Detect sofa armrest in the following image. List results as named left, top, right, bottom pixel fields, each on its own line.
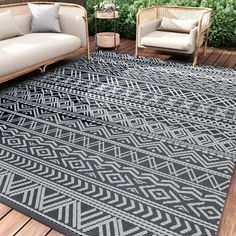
left=137, top=19, right=161, bottom=47
left=59, top=15, right=88, bottom=48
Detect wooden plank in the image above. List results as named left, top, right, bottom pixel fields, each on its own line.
left=200, top=48, right=215, bottom=63
left=89, top=36, right=96, bottom=52
left=214, top=50, right=232, bottom=67
left=120, top=47, right=135, bottom=55
left=120, top=39, right=135, bottom=55
left=140, top=48, right=155, bottom=55
left=203, top=49, right=224, bottom=65
left=200, top=48, right=214, bottom=64
left=46, top=229, right=65, bottom=236
left=0, top=204, right=11, bottom=219
left=154, top=52, right=172, bottom=61
left=217, top=164, right=236, bottom=236
left=0, top=210, right=30, bottom=236
left=124, top=47, right=135, bottom=56
left=224, top=52, right=236, bottom=68
left=15, top=219, right=51, bottom=236
left=119, top=40, right=135, bottom=54
left=143, top=48, right=159, bottom=58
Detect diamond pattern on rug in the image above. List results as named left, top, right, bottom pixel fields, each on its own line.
left=0, top=52, right=236, bottom=236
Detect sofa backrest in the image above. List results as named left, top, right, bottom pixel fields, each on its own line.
left=0, top=3, right=86, bottom=18
left=0, top=2, right=88, bottom=46
left=0, top=0, right=86, bottom=7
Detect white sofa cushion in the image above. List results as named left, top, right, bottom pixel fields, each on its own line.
left=0, top=11, right=24, bottom=40
left=28, top=3, right=61, bottom=33
left=141, top=31, right=192, bottom=51
left=158, top=17, right=198, bottom=33
left=14, top=14, right=32, bottom=34
left=0, top=33, right=81, bottom=77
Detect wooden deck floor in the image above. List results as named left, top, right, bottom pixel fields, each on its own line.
left=89, top=37, right=236, bottom=68
left=0, top=38, right=235, bottom=236
left=0, top=204, right=63, bottom=236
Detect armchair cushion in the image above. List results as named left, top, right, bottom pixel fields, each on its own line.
left=157, top=17, right=198, bottom=33
left=137, top=19, right=161, bottom=47
left=141, top=31, right=192, bottom=51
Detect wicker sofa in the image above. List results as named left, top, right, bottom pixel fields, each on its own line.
left=136, top=6, right=212, bottom=67
left=0, top=2, right=89, bottom=84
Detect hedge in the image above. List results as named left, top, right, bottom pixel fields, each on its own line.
left=87, top=0, right=236, bottom=48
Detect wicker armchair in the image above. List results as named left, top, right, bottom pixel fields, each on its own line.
left=136, top=6, right=212, bottom=67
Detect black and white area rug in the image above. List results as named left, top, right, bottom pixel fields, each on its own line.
left=0, top=52, right=236, bottom=236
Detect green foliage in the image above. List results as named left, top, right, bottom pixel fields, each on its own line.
left=200, top=0, right=236, bottom=47
left=209, top=8, right=236, bottom=47
left=87, top=0, right=236, bottom=48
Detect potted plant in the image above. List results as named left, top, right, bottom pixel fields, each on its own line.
left=100, top=1, right=116, bottom=12
left=94, top=0, right=119, bottom=15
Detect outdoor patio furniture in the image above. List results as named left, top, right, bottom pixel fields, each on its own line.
left=135, top=5, right=212, bottom=67
left=0, top=2, right=89, bottom=84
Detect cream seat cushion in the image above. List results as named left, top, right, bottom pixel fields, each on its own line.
left=141, top=31, right=192, bottom=51
left=0, top=33, right=81, bottom=77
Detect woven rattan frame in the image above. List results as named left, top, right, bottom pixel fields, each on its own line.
left=96, top=32, right=120, bottom=48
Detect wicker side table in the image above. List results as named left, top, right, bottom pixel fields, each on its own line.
left=94, top=11, right=120, bottom=49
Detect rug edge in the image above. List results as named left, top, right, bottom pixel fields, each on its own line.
left=0, top=196, right=77, bottom=236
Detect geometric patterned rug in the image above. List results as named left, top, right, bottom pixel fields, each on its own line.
left=0, top=52, right=235, bottom=236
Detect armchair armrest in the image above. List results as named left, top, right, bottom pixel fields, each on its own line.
left=190, top=26, right=199, bottom=49
left=189, top=26, right=205, bottom=52
left=192, top=8, right=212, bottom=52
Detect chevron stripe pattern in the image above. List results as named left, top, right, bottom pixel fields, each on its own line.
left=0, top=52, right=235, bottom=236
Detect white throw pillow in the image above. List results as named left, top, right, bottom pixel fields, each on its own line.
left=157, top=17, right=198, bottom=33
left=0, top=11, right=24, bottom=41
left=28, top=3, right=61, bottom=33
